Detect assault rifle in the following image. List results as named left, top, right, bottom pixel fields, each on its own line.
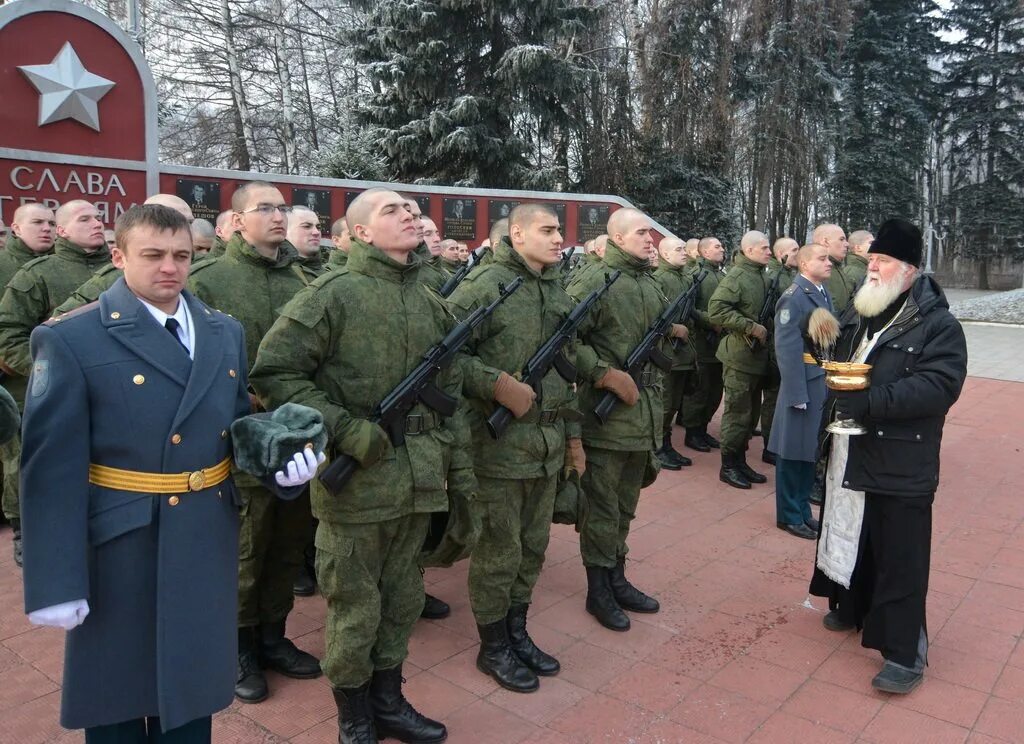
left=438, top=247, right=485, bottom=298
left=556, top=248, right=575, bottom=277
left=319, top=276, right=524, bottom=495
left=487, top=270, right=621, bottom=439
left=593, top=276, right=707, bottom=424
left=746, top=268, right=784, bottom=350
left=669, top=268, right=708, bottom=351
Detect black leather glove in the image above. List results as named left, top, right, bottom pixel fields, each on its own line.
left=833, top=389, right=870, bottom=421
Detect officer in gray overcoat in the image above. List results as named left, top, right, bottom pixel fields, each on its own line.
left=19, top=205, right=322, bottom=743
left=768, top=243, right=835, bottom=539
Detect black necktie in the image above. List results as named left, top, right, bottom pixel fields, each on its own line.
left=165, top=317, right=188, bottom=354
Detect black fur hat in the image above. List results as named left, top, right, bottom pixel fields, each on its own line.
left=868, top=218, right=923, bottom=267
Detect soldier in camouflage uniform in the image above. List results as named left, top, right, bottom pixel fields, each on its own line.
left=404, top=198, right=449, bottom=293
left=683, top=238, right=700, bottom=270
left=187, top=181, right=319, bottom=704
left=815, top=223, right=855, bottom=315
left=470, top=219, right=507, bottom=271
left=767, top=237, right=799, bottom=297
left=569, top=209, right=686, bottom=632
left=209, top=209, right=233, bottom=258
left=0, top=201, right=109, bottom=566
left=448, top=204, right=582, bottom=693
left=0, top=204, right=55, bottom=559
left=327, top=217, right=351, bottom=271
left=53, top=195, right=198, bottom=316
left=250, top=188, right=473, bottom=744
left=289, top=206, right=326, bottom=277
left=652, top=237, right=696, bottom=470
left=564, top=233, right=606, bottom=292
left=843, top=229, right=873, bottom=287
left=678, top=237, right=726, bottom=452
left=708, top=230, right=775, bottom=490
left=440, top=238, right=462, bottom=273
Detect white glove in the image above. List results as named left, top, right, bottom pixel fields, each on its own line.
left=28, top=599, right=90, bottom=630
left=793, top=402, right=808, bottom=410
left=275, top=448, right=326, bottom=487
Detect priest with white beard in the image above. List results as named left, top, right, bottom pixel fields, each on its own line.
left=809, top=218, right=967, bottom=694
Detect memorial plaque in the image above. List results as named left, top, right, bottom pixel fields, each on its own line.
left=176, top=179, right=221, bottom=222
left=344, top=190, right=363, bottom=207
left=293, top=188, right=332, bottom=233
left=488, top=200, right=519, bottom=228
left=443, top=197, right=477, bottom=240
left=577, top=203, right=609, bottom=242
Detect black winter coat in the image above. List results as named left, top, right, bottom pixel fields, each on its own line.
left=828, top=275, right=967, bottom=497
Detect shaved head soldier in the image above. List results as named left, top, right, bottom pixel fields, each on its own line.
left=678, top=236, right=727, bottom=452
left=653, top=237, right=696, bottom=470
left=328, top=217, right=351, bottom=271
left=288, top=206, right=325, bottom=277
left=0, top=200, right=110, bottom=565
left=191, top=218, right=215, bottom=257
left=708, top=230, right=776, bottom=488
left=210, top=210, right=234, bottom=258
left=569, top=208, right=685, bottom=631
left=814, top=223, right=854, bottom=314
left=188, top=180, right=318, bottom=704
left=250, top=187, right=471, bottom=743
left=144, top=193, right=196, bottom=223
left=448, top=202, right=580, bottom=692
left=844, top=229, right=874, bottom=286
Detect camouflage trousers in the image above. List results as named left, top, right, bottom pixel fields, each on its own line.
left=750, top=363, right=779, bottom=441
left=468, top=474, right=558, bottom=625
left=662, top=369, right=697, bottom=436
left=679, top=361, right=723, bottom=429
left=720, top=365, right=773, bottom=457
left=0, top=434, right=19, bottom=521
left=579, top=448, right=648, bottom=568
left=237, top=482, right=312, bottom=627
left=316, top=513, right=429, bottom=688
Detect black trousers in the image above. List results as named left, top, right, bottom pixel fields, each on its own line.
left=847, top=492, right=933, bottom=668
left=85, top=716, right=211, bottom=744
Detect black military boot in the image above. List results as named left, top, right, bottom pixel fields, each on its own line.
left=737, top=457, right=768, bottom=484
left=661, top=434, right=692, bottom=467
left=506, top=603, right=559, bottom=676
left=293, top=564, right=316, bottom=597
left=655, top=443, right=682, bottom=470
left=719, top=453, right=751, bottom=490
left=684, top=428, right=711, bottom=453
left=476, top=620, right=539, bottom=692
left=258, top=620, right=321, bottom=678
left=331, top=683, right=378, bottom=744
left=421, top=592, right=451, bottom=620
left=701, top=425, right=720, bottom=449
left=585, top=566, right=630, bottom=631
left=369, top=664, right=448, bottom=743
left=235, top=627, right=269, bottom=703
left=11, top=518, right=22, bottom=567
left=609, top=560, right=660, bottom=613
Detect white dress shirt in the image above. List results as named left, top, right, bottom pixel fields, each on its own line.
left=138, top=295, right=195, bottom=359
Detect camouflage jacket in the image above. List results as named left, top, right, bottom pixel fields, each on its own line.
left=843, top=252, right=868, bottom=289
left=766, top=257, right=796, bottom=297
left=187, top=232, right=308, bottom=372
left=568, top=240, right=666, bottom=452
left=415, top=244, right=450, bottom=293
left=326, top=249, right=348, bottom=271
left=209, top=235, right=228, bottom=258
left=708, top=252, right=771, bottom=375
left=54, top=264, right=123, bottom=316
left=564, top=253, right=602, bottom=294
left=248, top=238, right=472, bottom=524
left=447, top=237, right=580, bottom=479
left=826, top=256, right=856, bottom=315
left=653, top=262, right=697, bottom=371
left=0, top=234, right=51, bottom=291
left=0, top=237, right=110, bottom=378
left=688, top=257, right=726, bottom=363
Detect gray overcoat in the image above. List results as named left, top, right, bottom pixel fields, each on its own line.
left=767, top=274, right=833, bottom=462
left=21, top=278, right=259, bottom=731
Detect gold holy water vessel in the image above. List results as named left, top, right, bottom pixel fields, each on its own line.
left=823, top=361, right=872, bottom=435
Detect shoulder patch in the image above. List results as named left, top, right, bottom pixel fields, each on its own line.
left=30, top=359, right=50, bottom=397
left=779, top=308, right=791, bottom=325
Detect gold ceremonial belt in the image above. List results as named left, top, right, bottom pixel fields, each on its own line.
left=88, top=458, right=232, bottom=493
left=802, top=353, right=819, bottom=365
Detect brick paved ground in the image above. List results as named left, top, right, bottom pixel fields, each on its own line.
left=1, top=375, right=1022, bottom=743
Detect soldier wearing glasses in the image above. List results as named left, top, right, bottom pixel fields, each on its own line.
left=188, top=181, right=319, bottom=704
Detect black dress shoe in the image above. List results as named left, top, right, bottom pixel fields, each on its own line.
left=822, top=610, right=855, bottom=632
left=720, top=466, right=751, bottom=490
left=761, top=450, right=777, bottom=466
left=805, top=517, right=820, bottom=532
left=685, top=430, right=711, bottom=453
left=777, top=522, right=816, bottom=540
left=259, top=621, right=322, bottom=679
left=872, top=662, right=923, bottom=694
left=421, top=592, right=451, bottom=619
left=738, top=461, right=767, bottom=484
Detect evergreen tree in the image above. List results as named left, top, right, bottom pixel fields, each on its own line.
left=349, top=0, right=598, bottom=188
left=831, top=0, right=942, bottom=230
left=942, top=0, right=1024, bottom=287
